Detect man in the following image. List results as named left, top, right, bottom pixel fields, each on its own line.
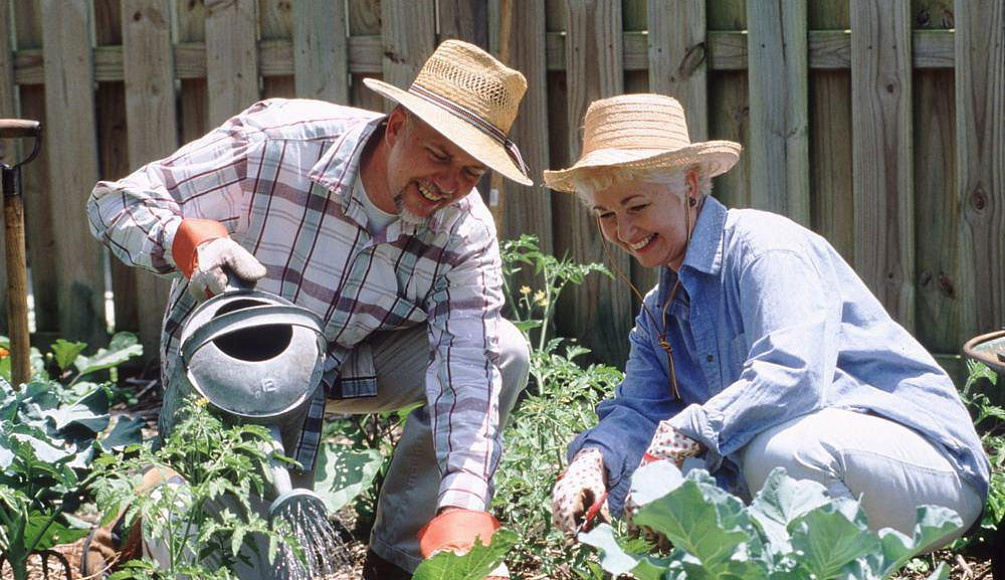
left=86, top=40, right=530, bottom=579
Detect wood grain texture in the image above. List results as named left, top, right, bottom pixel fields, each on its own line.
left=122, top=0, right=176, bottom=357
left=0, top=0, right=15, bottom=330
left=561, top=0, right=631, bottom=366
left=348, top=0, right=383, bottom=111
left=707, top=0, right=749, bottom=209
left=380, top=0, right=435, bottom=109
left=850, top=0, right=915, bottom=329
left=747, top=0, right=810, bottom=225
left=41, top=0, right=106, bottom=344
left=439, top=0, right=489, bottom=49
left=205, top=0, right=259, bottom=126
left=648, top=0, right=707, bottom=140
left=260, top=0, right=294, bottom=98
left=808, top=2, right=854, bottom=263
left=955, top=0, right=1004, bottom=338
left=293, top=0, right=349, bottom=103
left=493, top=0, right=552, bottom=257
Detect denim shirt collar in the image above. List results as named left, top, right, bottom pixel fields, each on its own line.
left=658, top=196, right=728, bottom=304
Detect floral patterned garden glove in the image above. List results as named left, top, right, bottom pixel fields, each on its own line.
left=551, top=448, right=609, bottom=535
left=640, top=420, right=702, bottom=467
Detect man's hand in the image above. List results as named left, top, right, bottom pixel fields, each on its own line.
left=188, top=237, right=266, bottom=299
left=171, top=218, right=266, bottom=300
left=551, top=448, right=608, bottom=536
left=417, top=508, right=506, bottom=577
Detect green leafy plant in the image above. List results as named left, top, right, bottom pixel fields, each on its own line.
left=89, top=395, right=300, bottom=580
left=0, top=333, right=144, bottom=580
left=492, top=236, right=620, bottom=577
left=581, top=462, right=961, bottom=580
left=412, top=529, right=517, bottom=580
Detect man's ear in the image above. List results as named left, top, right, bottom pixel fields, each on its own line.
left=385, top=106, right=408, bottom=146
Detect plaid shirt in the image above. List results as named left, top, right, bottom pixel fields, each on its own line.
left=87, top=98, right=506, bottom=510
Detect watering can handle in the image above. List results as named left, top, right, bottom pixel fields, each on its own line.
left=224, top=268, right=255, bottom=293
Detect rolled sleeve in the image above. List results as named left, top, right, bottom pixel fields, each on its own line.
left=425, top=212, right=505, bottom=511
left=668, top=249, right=840, bottom=470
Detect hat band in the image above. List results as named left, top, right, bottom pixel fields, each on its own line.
left=408, top=83, right=529, bottom=178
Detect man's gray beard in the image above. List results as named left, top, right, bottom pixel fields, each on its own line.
left=394, top=189, right=428, bottom=225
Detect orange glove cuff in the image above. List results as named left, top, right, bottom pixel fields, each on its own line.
left=417, top=509, right=500, bottom=558
left=171, top=218, right=229, bottom=278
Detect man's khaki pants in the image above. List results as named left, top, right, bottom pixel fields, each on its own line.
left=158, top=319, right=530, bottom=577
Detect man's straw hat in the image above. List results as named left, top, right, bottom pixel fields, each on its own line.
left=544, top=94, right=741, bottom=193
left=365, top=40, right=532, bottom=186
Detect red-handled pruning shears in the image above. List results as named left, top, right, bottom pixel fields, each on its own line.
left=576, top=490, right=609, bottom=534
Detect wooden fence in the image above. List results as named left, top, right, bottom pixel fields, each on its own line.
left=0, top=0, right=1002, bottom=381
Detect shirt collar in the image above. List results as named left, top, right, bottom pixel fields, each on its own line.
left=307, top=113, right=450, bottom=235
left=681, top=195, right=727, bottom=276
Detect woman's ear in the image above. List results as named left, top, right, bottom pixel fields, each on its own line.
left=685, top=168, right=700, bottom=202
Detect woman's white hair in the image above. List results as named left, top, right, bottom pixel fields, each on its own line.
left=570, top=165, right=713, bottom=206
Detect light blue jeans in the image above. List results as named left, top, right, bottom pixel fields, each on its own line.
left=741, top=407, right=984, bottom=549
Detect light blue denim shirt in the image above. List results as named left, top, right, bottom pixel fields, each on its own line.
left=568, top=196, right=990, bottom=517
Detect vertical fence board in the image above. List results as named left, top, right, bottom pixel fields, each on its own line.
left=493, top=0, right=552, bottom=262
left=380, top=0, right=436, bottom=99
left=95, top=0, right=135, bottom=339
left=205, top=0, right=259, bottom=126
left=349, top=0, right=384, bottom=112
left=747, top=1, right=810, bottom=224
left=294, top=0, right=349, bottom=103
left=955, top=0, right=1005, bottom=338
left=41, top=0, right=106, bottom=344
left=0, top=0, right=14, bottom=331
left=14, top=0, right=57, bottom=337
left=707, top=0, right=749, bottom=209
left=623, top=0, right=653, bottom=296
left=439, top=0, right=489, bottom=48
left=850, top=0, right=915, bottom=329
left=562, top=0, right=631, bottom=365
left=913, top=0, right=958, bottom=354
left=808, top=2, right=854, bottom=262
left=648, top=0, right=707, bottom=140
left=122, top=0, right=176, bottom=358
left=177, top=0, right=208, bottom=143
left=260, top=0, right=295, bottom=98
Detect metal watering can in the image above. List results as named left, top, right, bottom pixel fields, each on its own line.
left=178, top=281, right=346, bottom=578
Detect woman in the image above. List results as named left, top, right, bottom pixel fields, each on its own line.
left=547, top=94, right=988, bottom=544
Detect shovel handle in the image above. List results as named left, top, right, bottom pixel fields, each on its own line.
left=0, top=119, right=41, bottom=139
left=4, top=194, right=31, bottom=388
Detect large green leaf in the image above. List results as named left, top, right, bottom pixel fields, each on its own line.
left=748, top=467, right=830, bottom=553
left=631, top=471, right=753, bottom=576
left=23, top=509, right=90, bottom=552
left=50, top=339, right=88, bottom=372
left=577, top=524, right=639, bottom=576
left=312, top=443, right=383, bottom=513
left=876, top=506, right=961, bottom=577
left=74, top=332, right=143, bottom=377
left=98, top=415, right=147, bottom=453
left=789, top=498, right=880, bottom=579
left=412, top=529, right=517, bottom=580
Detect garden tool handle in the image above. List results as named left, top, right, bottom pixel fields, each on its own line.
left=3, top=190, right=29, bottom=388
left=0, top=119, right=41, bottom=139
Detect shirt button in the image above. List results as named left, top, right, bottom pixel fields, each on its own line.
left=706, top=354, right=714, bottom=363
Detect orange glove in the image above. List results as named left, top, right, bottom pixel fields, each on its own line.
left=172, top=218, right=266, bottom=299
left=417, top=508, right=500, bottom=558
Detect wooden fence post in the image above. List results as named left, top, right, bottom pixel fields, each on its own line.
left=293, top=0, right=349, bottom=104
left=851, top=0, right=915, bottom=330
left=492, top=0, right=553, bottom=259
left=349, top=0, right=384, bottom=112
left=440, top=0, right=489, bottom=49
left=648, top=0, right=708, bottom=141
left=747, top=0, right=810, bottom=225
left=562, top=0, right=631, bottom=365
left=206, top=0, right=259, bottom=127
left=41, top=0, right=106, bottom=345
left=707, top=0, right=750, bottom=210
left=0, top=0, right=14, bottom=332
left=380, top=0, right=436, bottom=96
left=122, top=0, right=176, bottom=358
left=176, top=0, right=208, bottom=143
left=955, top=0, right=1005, bottom=337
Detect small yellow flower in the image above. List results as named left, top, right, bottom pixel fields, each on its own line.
left=519, top=285, right=532, bottom=295
left=536, top=297, right=550, bottom=307
left=195, top=397, right=210, bottom=408
left=533, top=291, right=549, bottom=306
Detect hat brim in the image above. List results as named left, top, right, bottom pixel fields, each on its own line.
left=364, top=78, right=533, bottom=186
left=543, top=142, right=741, bottom=193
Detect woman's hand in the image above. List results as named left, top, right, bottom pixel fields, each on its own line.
left=640, top=420, right=702, bottom=467
left=551, top=448, right=609, bottom=535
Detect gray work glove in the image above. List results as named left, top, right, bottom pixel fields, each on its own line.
left=188, top=237, right=266, bottom=300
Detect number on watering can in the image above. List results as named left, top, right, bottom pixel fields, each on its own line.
left=255, top=378, right=278, bottom=398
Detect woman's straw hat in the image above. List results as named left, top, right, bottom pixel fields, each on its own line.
left=543, top=94, right=741, bottom=193
left=365, top=40, right=532, bottom=186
